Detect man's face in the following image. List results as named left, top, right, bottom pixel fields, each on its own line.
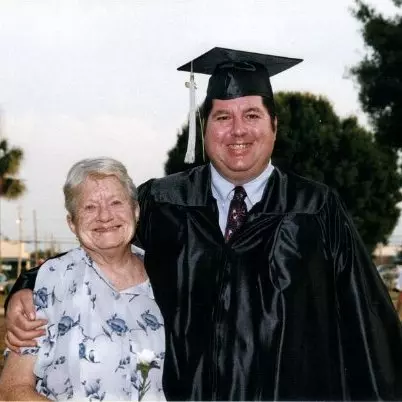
left=205, top=95, right=277, bottom=185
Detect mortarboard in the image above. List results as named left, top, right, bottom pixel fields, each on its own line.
left=178, top=47, right=302, bottom=162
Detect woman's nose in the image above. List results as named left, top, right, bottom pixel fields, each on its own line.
left=98, top=205, right=112, bottom=221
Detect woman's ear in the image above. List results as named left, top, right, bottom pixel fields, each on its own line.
left=67, top=214, right=77, bottom=236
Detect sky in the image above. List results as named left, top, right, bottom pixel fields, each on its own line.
left=0, top=0, right=401, bottom=252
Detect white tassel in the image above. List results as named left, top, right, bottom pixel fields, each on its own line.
left=184, top=69, right=196, bottom=164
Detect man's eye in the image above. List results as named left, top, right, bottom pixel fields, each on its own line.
left=246, top=113, right=260, bottom=119
left=84, top=205, right=96, bottom=211
left=111, top=200, right=122, bottom=206
left=216, top=115, right=230, bottom=121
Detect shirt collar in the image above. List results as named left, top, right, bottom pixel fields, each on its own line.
left=210, top=161, right=274, bottom=206
left=80, top=246, right=154, bottom=298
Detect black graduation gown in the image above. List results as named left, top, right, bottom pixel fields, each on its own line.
left=137, top=165, right=402, bottom=401
left=8, top=165, right=402, bottom=401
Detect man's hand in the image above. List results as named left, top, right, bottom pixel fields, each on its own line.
left=4, top=289, right=47, bottom=353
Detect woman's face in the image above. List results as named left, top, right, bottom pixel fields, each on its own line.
left=67, top=175, right=138, bottom=254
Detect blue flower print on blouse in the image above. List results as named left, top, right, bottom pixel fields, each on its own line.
left=140, top=310, right=164, bottom=331
left=57, top=314, right=80, bottom=336
left=82, top=378, right=106, bottom=401
left=106, top=314, right=129, bottom=336
left=115, top=356, right=131, bottom=372
left=79, top=342, right=100, bottom=364
left=84, top=281, right=97, bottom=309
left=34, top=287, right=61, bottom=310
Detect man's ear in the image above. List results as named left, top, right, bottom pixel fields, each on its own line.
left=67, top=214, right=77, bottom=236
left=273, top=117, right=278, bottom=140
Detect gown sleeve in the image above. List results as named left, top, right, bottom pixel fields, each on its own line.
left=326, top=189, right=402, bottom=400
left=4, top=266, right=40, bottom=311
left=135, top=179, right=155, bottom=250
left=4, top=252, right=69, bottom=311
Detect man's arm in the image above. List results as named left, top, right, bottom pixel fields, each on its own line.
left=5, top=288, right=47, bottom=351
left=0, top=352, right=48, bottom=400
left=4, top=266, right=46, bottom=352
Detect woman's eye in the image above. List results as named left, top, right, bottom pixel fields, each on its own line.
left=111, top=200, right=122, bottom=206
left=84, top=204, right=96, bottom=211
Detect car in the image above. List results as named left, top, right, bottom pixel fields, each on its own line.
left=0, top=272, right=9, bottom=293
left=377, top=264, right=400, bottom=290
left=0, top=272, right=16, bottom=294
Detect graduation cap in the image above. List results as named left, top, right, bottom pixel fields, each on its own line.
left=178, top=47, right=302, bottom=163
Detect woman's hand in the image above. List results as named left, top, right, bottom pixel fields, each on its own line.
left=4, top=289, right=47, bottom=353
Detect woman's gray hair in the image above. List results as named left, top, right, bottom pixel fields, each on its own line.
left=64, top=157, right=138, bottom=218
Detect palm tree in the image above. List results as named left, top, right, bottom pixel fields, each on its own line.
left=0, top=138, right=26, bottom=270
left=0, top=139, right=26, bottom=200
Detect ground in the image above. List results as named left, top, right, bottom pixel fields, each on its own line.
left=0, top=314, right=4, bottom=372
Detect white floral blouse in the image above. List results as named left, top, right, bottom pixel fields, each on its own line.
left=21, top=246, right=165, bottom=401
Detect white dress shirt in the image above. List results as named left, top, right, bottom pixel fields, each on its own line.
left=210, top=161, right=275, bottom=234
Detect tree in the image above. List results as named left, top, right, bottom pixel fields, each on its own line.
left=164, top=92, right=402, bottom=252
left=165, top=111, right=208, bottom=175
left=351, top=0, right=402, bottom=148
left=273, top=92, right=401, bottom=252
left=30, top=248, right=57, bottom=262
left=0, top=136, right=25, bottom=269
left=0, top=138, right=26, bottom=200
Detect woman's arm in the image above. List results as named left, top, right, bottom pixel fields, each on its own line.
left=0, top=352, right=49, bottom=401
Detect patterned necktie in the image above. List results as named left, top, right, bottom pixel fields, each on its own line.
left=224, top=186, right=248, bottom=242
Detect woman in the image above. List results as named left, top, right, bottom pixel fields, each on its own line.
left=0, top=157, right=165, bottom=401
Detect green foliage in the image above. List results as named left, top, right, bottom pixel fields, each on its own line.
left=351, top=0, right=402, bottom=148
left=0, top=139, right=26, bottom=199
left=165, top=110, right=208, bottom=175
left=29, top=248, right=56, bottom=261
left=273, top=92, right=402, bottom=252
left=165, top=92, right=402, bottom=252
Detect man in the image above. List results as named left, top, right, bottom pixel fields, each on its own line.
left=5, top=47, right=402, bottom=401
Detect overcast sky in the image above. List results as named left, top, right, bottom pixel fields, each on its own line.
left=0, top=0, right=400, bottom=251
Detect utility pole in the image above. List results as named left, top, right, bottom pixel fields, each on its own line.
left=17, top=206, right=23, bottom=277
left=50, top=233, right=55, bottom=257
left=33, top=209, right=38, bottom=266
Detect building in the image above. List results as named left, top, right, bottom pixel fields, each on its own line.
left=0, top=239, right=31, bottom=278
left=373, top=243, right=401, bottom=266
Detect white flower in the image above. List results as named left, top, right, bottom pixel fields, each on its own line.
left=137, top=349, right=156, bottom=365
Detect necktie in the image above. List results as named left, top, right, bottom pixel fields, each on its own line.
left=225, top=186, right=248, bottom=242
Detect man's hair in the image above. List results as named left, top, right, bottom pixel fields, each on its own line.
left=202, top=95, right=276, bottom=131
left=63, top=157, right=138, bottom=219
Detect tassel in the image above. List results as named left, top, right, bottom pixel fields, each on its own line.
left=184, top=65, right=197, bottom=164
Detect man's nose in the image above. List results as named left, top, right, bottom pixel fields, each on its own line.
left=232, top=115, right=246, bottom=136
